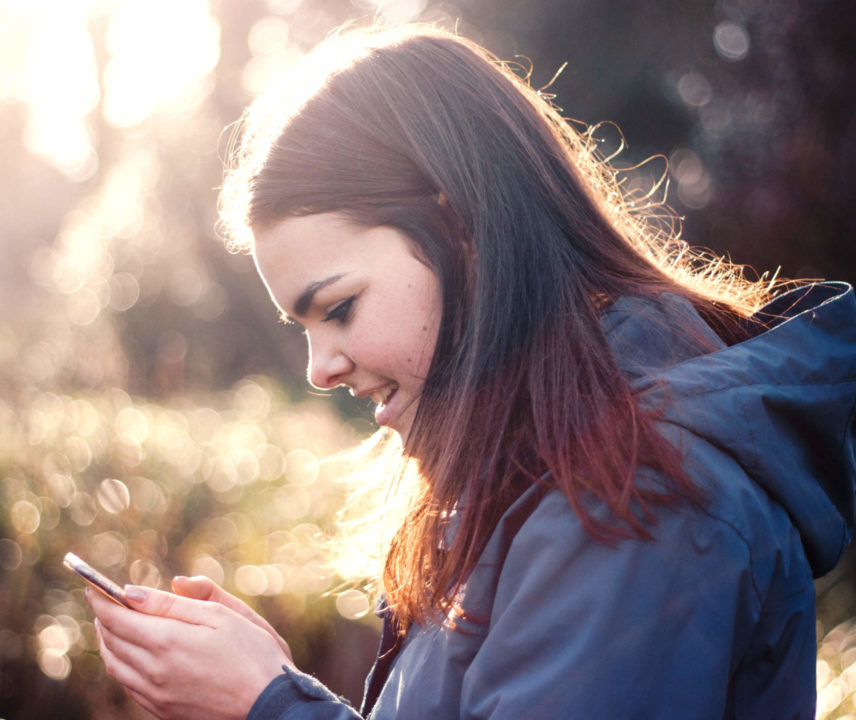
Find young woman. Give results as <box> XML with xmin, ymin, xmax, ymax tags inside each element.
<box><xmin>87</xmin><ymin>25</ymin><xmax>856</xmax><ymax>719</ymax></box>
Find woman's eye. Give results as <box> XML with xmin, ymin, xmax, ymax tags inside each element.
<box><xmin>323</xmin><ymin>297</ymin><xmax>355</xmax><ymax>324</ymax></box>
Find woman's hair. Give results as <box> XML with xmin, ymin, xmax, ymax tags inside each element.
<box><xmin>219</xmin><ymin>25</ymin><xmax>774</xmax><ymax>631</ymax></box>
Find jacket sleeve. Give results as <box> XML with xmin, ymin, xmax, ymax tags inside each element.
<box><xmin>458</xmin><ymin>489</ymin><xmax>759</xmax><ymax>719</ymax></box>
<box><xmin>247</xmin><ymin>665</ymin><xmax>364</xmax><ymax>720</ymax></box>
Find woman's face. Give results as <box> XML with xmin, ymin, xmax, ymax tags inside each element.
<box><xmin>253</xmin><ymin>212</ymin><xmax>442</xmax><ymax>440</ymax></box>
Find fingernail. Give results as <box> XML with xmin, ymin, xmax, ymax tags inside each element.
<box><xmin>124</xmin><ymin>585</ymin><xmax>147</xmax><ymax>603</ymax></box>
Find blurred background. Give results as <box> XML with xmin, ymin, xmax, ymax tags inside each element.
<box><xmin>1</xmin><ymin>0</ymin><xmax>855</xmax><ymax>717</ymax></box>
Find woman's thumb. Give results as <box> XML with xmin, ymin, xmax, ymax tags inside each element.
<box><xmin>171</xmin><ymin>575</ymin><xmax>219</xmax><ymax>601</ymax></box>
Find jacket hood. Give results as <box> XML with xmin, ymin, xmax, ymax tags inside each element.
<box><xmin>603</xmin><ymin>282</ymin><xmax>856</xmax><ymax>577</ymax></box>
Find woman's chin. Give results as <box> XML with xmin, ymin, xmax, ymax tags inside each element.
<box><xmin>375</xmin><ymin>391</ymin><xmax>420</xmax><ymax>448</ymax></box>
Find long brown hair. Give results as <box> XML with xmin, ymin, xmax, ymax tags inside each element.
<box><xmin>219</xmin><ymin>25</ymin><xmax>774</xmax><ymax>630</ymax></box>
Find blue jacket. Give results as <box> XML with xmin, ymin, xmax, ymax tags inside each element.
<box><xmin>249</xmin><ymin>282</ymin><xmax>856</xmax><ymax>719</ymax></box>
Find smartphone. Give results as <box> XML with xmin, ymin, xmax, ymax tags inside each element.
<box><xmin>63</xmin><ymin>552</ymin><xmax>133</xmax><ymax>609</ymax></box>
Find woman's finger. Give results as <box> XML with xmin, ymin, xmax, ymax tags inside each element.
<box><xmin>97</xmin><ymin>617</ymin><xmax>153</xmax><ymax>674</ymax></box>
<box><xmin>87</xmin><ymin>586</ymin><xmax>142</xmax><ymax>635</ymax></box>
<box><xmin>171</xmin><ymin>576</ymin><xmax>254</xmax><ymax>620</ymax></box>
<box><xmin>122</xmin><ymin>585</ymin><xmax>220</xmax><ymax>626</ymax></box>
<box><xmin>171</xmin><ymin>576</ymin><xmax>293</xmax><ymax>660</ymax></box>
<box><xmin>125</xmin><ymin>687</ymin><xmax>160</xmax><ymax>718</ymax></box>
<box><xmin>96</xmin><ymin>618</ymin><xmax>152</xmax><ymax>698</ymax></box>
<box><xmin>171</xmin><ymin>575</ymin><xmax>222</xmax><ymax>601</ymax></box>
<box><xmin>88</xmin><ymin>587</ymin><xmax>209</xmax><ymax>672</ymax></box>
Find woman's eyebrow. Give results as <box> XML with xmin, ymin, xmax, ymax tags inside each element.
<box><xmin>292</xmin><ymin>273</ymin><xmax>346</xmax><ymax>317</ymax></box>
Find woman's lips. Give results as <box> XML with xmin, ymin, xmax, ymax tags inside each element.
<box><xmin>374</xmin><ymin>387</ymin><xmax>398</xmax><ymax>426</ymax></box>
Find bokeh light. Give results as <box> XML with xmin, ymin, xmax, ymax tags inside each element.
<box><xmin>817</xmin><ymin>620</ymin><xmax>856</xmax><ymax>719</ymax></box>
<box><xmin>0</xmin><ymin>539</ymin><xmax>23</xmax><ymax>571</ymax></box>
<box><xmin>335</xmin><ymin>589</ymin><xmax>371</xmax><ymax>620</ymax></box>
<box><xmin>10</xmin><ymin>499</ymin><xmax>41</xmax><ymax>534</ymax></box>
<box><xmin>676</xmin><ymin>72</ymin><xmax>712</xmax><ymax>107</ymax></box>
<box><xmin>38</xmin><ymin>648</ymin><xmax>72</xmax><ymax>681</ymax></box>
<box><xmin>713</xmin><ymin>21</ymin><xmax>751</xmax><ymax>62</ymax></box>
<box><xmin>96</xmin><ymin>478</ymin><xmax>131</xmax><ymax>514</ymax></box>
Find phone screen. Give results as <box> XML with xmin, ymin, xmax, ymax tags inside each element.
<box><xmin>63</xmin><ymin>552</ymin><xmax>132</xmax><ymax>609</ymax></box>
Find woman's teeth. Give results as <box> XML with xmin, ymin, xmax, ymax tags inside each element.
<box><xmin>372</xmin><ymin>386</ymin><xmax>397</xmax><ymax>406</ymax></box>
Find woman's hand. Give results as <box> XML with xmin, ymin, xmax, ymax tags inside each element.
<box><xmin>87</xmin><ymin>583</ymin><xmax>294</xmax><ymax>720</ymax></box>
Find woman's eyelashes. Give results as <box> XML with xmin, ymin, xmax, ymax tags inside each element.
<box><xmin>323</xmin><ymin>296</ymin><xmax>355</xmax><ymax>324</ymax></box>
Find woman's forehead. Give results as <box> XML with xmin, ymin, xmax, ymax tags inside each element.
<box><xmin>253</xmin><ymin>214</ymin><xmax>434</xmax><ymax>308</ymax></box>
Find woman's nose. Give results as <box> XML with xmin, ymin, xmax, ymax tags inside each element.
<box><xmin>306</xmin><ymin>338</ymin><xmax>354</xmax><ymax>390</ymax></box>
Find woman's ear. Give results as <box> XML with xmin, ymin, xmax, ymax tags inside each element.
<box><xmin>436</xmin><ymin>191</ymin><xmax>475</xmax><ymax>259</ymax></box>
<box><xmin>464</xmin><ymin>236</ymin><xmax>477</xmax><ymax>264</ymax></box>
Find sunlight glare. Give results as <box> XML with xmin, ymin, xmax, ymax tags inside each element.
<box><xmin>8</xmin><ymin>0</ymin><xmax>100</xmax><ymax>178</ymax></box>
<box><xmin>102</xmin><ymin>0</ymin><xmax>220</xmax><ymax>127</ymax></box>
